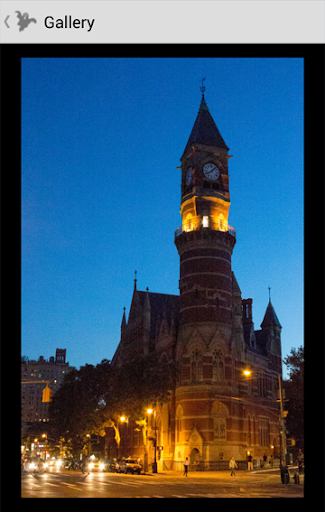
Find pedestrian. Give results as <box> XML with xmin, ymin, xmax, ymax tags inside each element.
<box><xmin>229</xmin><ymin>456</ymin><xmax>238</xmax><ymax>476</ymax></box>
<box><xmin>183</xmin><ymin>457</ymin><xmax>189</xmax><ymax>477</ymax></box>
<box><xmin>297</xmin><ymin>450</ymin><xmax>304</xmax><ymax>475</ymax></box>
<box><xmin>247</xmin><ymin>453</ymin><xmax>253</xmax><ymax>471</ymax></box>
<box><xmin>81</xmin><ymin>455</ymin><xmax>89</xmax><ymax>475</ymax></box>
<box><xmin>262</xmin><ymin>454</ymin><xmax>267</xmax><ymax>466</ymax></box>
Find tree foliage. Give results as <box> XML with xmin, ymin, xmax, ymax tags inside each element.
<box><xmin>283</xmin><ymin>346</ymin><xmax>304</xmax><ymax>449</ymax></box>
<box><xmin>48</xmin><ymin>354</ymin><xmax>177</xmax><ymax>451</ymax></box>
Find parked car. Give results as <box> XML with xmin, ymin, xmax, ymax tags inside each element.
<box><xmin>117</xmin><ymin>458</ymin><xmax>142</xmax><ymax>474</ymax></box>
<box><xmin>101</xmin><ymin>458</ymin><xmax>118</xmax><ymax>472</ymax></box>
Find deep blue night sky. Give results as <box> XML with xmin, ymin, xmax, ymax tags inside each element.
<box><xmin>22</xmin><ymin>58</ymin><xmax>303</xmax><ymax>377</ymax></box>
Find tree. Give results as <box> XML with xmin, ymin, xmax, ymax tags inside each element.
<box><xmin>48</xmin><ymin>354</ymin><xmax>177</xmax><ymax>458</ymax></box>
<box><xmin>48</xmin><ymin>360</ymin><xmax>112</xmax><ymax>449</ymax></box>
<box><xmin>283</xmin><ymin>346</ymin><xmax>304</xmax><ymax>449</ymax></box>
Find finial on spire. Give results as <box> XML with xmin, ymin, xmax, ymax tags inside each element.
<box><xmin>200</xmin><ymin>77</ymin><xmax>206</xmax><ymax>94</ymax></box>
<box><xmin>268</xmin><ymin>285</ymin><xmax>271</xmax><ymax>302</ymax></box>
<box><xmin>134</xmin><ymin>270</ymin><xmax>137</xmax><ymax>291</ymax></box>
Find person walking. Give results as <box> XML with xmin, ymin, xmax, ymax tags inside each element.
<box><xmin>229</xmin><ymin>456</ymin><xmax>238</xmax><ymax>476</ymax></box>
<box><xmin>247</xmin><ymin>453</ymin><xmax>253</xmax><ymax>471</ymax></box>
<box><xmin>183</xmin><ymin>457</ymin><xmax>189</xmax><ymax>477</ymax></box>
<box><xmin>81</xmin><ymin>455</ymin><xmax>89</xmax><ymax>476</ymax></box>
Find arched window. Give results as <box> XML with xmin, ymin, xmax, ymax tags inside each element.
<box><xmin>176</xmin><ymin>405</ymin><xmax>183</xmax><ymax>443</ymax></box>
<box><xmin>191</xmin><ymin>360</ymin><xmax>197</xmax><ymax>381</ymax></box>
<box><xmin>184</xmin><ymin>214</ymin><xmax>193</xmax><ymax>232</ymax></box>
<box><xmin>190</xmin><ymin>348</ymin><xmax>202</xmax><ymax>382</ymax></box>
<box><xmin>212</xmin><ymin>400</ymin><xmax>228</xmax><ymax>439</ymax></box>
<box><xmin>212</xmin><ymin>348</ymin><xmax>224</xmax><ymax>382</ymax></box>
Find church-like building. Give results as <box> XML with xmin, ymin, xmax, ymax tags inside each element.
<box><xmin>111</xmin><ymin>89</ymin><xmax>282</xmax><ymax>470</ymax></box>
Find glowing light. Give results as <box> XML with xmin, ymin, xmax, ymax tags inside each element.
<box><xmin>243</xmin><ymin>370</ymin><xmax>251</xmax><ymax>376</ymax></box>
<box><xmin>202</xmin><ymin>216</ymin><xmax>209</xmax><ymax>227</ymax></box>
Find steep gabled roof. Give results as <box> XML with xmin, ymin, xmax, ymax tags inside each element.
<box><xmin>260</xmin><ymin>301</ymin><xmax>282</xmax><ymax>329</ymax></box>
<box><xmin>183</xmin><ymin>94</ymin><xmax>229</xmax><ymax>155</ymax></box>
<box><xmin>137</xmin><ymin>290</ymin><xmax>180</xmax><ymax>337</ymax></box>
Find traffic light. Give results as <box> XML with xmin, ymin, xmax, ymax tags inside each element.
<box><xmin>286</xmin><ymin>438</ymin><xmax>296</xmax><ymax>446</ymax></box>
<box><xmin>42</xmin><ymin>384</ymin><xmax>52</xmax><ymax>402</ymax></box>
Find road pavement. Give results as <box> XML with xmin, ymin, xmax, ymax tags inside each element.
<box><xmin>21</xmin><ymin>467</ymin><xmax>304</xmax><ymax>498</ymax></box>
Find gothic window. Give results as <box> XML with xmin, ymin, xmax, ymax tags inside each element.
<box><xmin>191</xmin><ymin>348</ymin><xmax>202</xmax><ymax>382</ymax></box>
<box><xmin>247</xmin><ymin>414</ymin><xmax>252</xmax><ymax>445</ymax></box>
<box><xmin>212</xmin><ymin>400</ymin><xmax>228</xmax><ymax>439</ymax></box>
<box><xmin>191</xmin><ymin>361</ymin><xmax>197</xmax><ymax>381</ymax></box>
<box><xmin>258</xmin><ymin>374</ymin><xmax>267</xmax><ymax>398</ymax></box>
<box><xmin>176</xmin><ymin>405</ymin><xmax>183</xmax><ymax>443</ymax></box>
<box><xmin>212</xmin><ymin>349</ymin><xmax>224</xmax><ymax>382</ymax></box>
<box><xmin>252</xmin><ymin>415</ymin><xmax>257</xmax><ymax>445</ymax></box>
<box><xmin>259</xmin><ymin>418</ymin><xmax>270</xmax><ymax>447</ymax></box>
<box><xmin>198</xmin><ymin>360</ymin><xmax>203</xmax><ymax>382</ymax></box>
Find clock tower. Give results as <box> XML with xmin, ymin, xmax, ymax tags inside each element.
<box><xmin>174</xmin><ymin>88</ymin><xmax>245</xmax><ymax>464</ymax></box>
<box><xmin>175</xmin><ymin>89</ymin><xmax>236</xmax><ymax>335</ymax></box>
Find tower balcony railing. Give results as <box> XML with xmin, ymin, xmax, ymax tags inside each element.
<box><xmin>175</xmin><ymin>219</ymin><xmax>236</xmax><ymax>239</ymax></box>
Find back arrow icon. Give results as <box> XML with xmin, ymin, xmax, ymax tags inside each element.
<box><xmin>4</xmin><ymin>15</ymin><xmax>10</xmax><ymax>28</ymax></box>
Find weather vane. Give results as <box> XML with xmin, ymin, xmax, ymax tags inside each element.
<box><xmin>200</xmin><ymin>77</ymin><xmax>206</xmax><ymax>94</ymax></box>
<box><xmin>268</xmin><ymin>285</ymin><xmax>271</xmax><ymax>301</ymax></box>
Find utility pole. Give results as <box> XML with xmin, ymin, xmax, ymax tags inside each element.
<box><xmin>278</xmin><ymin>374</ymin><xmax>287</xmax><ymax>467</ymax></box>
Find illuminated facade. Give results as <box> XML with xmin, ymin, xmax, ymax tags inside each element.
<box><xmin>112</xmin><ymin>91</ymin><xmax>283</xmax><ymax>469</ymax></box>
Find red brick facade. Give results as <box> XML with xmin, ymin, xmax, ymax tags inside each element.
<box><xmin>111</xmin><ymin>92</ymin><xmax>282</xmax><ymax>470</ymax></box>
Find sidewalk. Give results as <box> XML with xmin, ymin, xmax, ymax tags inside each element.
<box><xmin>145</xmin><ymin>467</ymin><xmax>304</xmax><ymax>484</ymax></box>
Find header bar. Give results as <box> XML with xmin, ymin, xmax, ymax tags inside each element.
<box><xmin>1</xmin><ymin>1</ymin><xmax>324</xmax><ymax>44</ymax></box>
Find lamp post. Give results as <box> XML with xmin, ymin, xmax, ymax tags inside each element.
<box><xmin>147</xmin><ymin>408</ymin><xmax>158</xmax><ymax>473</ymax></box>
<box><xmin>243</xmin><ymin>369</ymin><xmax>288</xmax><ymax>473</ymax></box>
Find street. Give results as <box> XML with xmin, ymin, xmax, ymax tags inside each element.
<box><xmin>21</xmin><ymin>467</ymin><xmax>304</xmax><ymax>498</ymax></box>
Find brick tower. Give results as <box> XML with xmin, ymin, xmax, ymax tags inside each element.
<box><xmin>112</xmin><ymin>87</ymin><xmax>282</xmax><ymax>469</ymax></box>
<box><xmin>174</xmin><ymin>88</ymin><xmax>249</xmax><ymax>465</ymax></box>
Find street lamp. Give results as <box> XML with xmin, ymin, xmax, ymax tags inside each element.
<box><xmin>147</xmin><ymin>408</ymin><xmax>157</xmax><ymax>473</ymax></box>
<box><xmin>243</xmin><ymin>369</ymin><xmax>288</xmax><ymax>472</ymax></box>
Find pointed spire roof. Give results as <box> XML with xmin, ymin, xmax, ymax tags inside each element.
<box><xmin>261</xmin><ymin>300</ymin><xmax>282</xmax><ymax>329</ymax></box>
<box><xmin>121</xmin><ymin>307</ymin><xmax>127</xmax><ymax>328</ymax></box>
<box><xmin>183</xmin><ymin>93</ymin><xmax>229</xmax><ymax>155</ymax></box>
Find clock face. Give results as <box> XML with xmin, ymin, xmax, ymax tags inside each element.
<box><xmin>185</xmin><ymin>167</ymin><xmax>193</xmax><ymax>185</ymax></box>
<box><xmin>203</xmin><ymin>163</ymin><xmax>220</xmax><ymax>181</ymax></box>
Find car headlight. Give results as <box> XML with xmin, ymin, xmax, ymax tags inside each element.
<box><xmin>99</xmin><ymin>463</ymin><xmax>104</xmax><ymax>471</ymax></box>
<box><xmin>43</xmin><ymin>462</ymin><xmax>48</xmax><ymax>468</ymax></box>
<box><xmin>88</xmin><ymin>462</ymin><xmax>94</xmax><ymax>470</ymax></box>
<box><xmin>29</xmin><ymin>463</ymin><xmax>36</xmax><ymax>470</ymax></box>
<box><xmin>56</xmin><ymin>460</ymin><xmax>62</xmax><ymax>467</ymax></box>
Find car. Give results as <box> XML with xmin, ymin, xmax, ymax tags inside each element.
<box><xmin>87</xmin><ymin>458</ymin><xmax>105</xmax><ymax>472</ymax></box>
<box><xmin>101</xmin><ymin>458</ymin><xmax>118</xmax><ymax>472</ymax></box>
<box><xmin>24</xmin><ymin>457</ymin><xmax>48</xmax><ymax>473</ymax></box>
<box><xmin>117</xmin><ymin>458</ymin><xmax>142</xmax><ymax>475</ymax></box>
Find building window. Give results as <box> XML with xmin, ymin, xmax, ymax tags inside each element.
<box><xmin>258</xmin><ymin>374</ymin><xmax>266</xmax><ymax>398</ymax></box>
<box><xmin>191</xmin><ymin>349</ymin><xmax>202</xmax><ymax>382</ymax></box>
<box><xmin>259</xmin><ymin>418</ymin><xmax>270</xmax><ymax>447</ymax></box>
<box><xmin>202</xmin><ymin>216</ymin><xmax>209</xmax><ymax>228</ymax></box>
<box><xmin>176</xmin><ymin>406</ymin><xmax>183</xmax><ymax>443</ymax></box>
<box><xmin>214</xmin><ymin>419</ymin><xmax>226</xmax><ymax>438</ymax></box>
<box><xmin>212</xmin><ymin>349</ymin><xmax>224</xmax><ymax>382</ymax></box>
